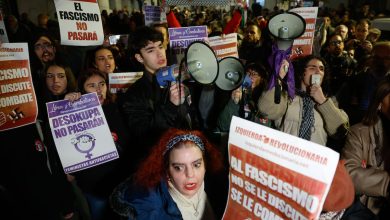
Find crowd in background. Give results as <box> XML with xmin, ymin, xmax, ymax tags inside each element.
<box><xmin>1</xmin><ymin>1</ymin><xmax>390</xmax><ymax>220</ymax></box>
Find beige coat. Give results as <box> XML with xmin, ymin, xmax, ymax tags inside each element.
<box><xmin>258</xmin><ymin>88</ymin><xmax>349</xmax><ymax>146</ymax></box>
<box><xmin>342</xmin><ymin>119</ymin><xmax>390</xmax><ymax>214</ymax></box>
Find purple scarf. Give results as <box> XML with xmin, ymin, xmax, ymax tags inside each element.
<box><xmin>267</xmin><ymin>44</ymin><xmax>295</xmax><ymax>99</ymax></box>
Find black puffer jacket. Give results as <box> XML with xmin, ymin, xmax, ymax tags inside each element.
<box><xmin>119</xmin><ymin>71</ymin><xmax>199</xmax><ymax>167</ymax></box>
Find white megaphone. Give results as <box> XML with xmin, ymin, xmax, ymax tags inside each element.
<box><xmin>156</xmin><ymin>41</ymin><xmax>219</xmax><ymax>88</ymax></box>
<box><xmin>267</xmin><ymin>12</ymin><xmax>306</xmax><ymax>104</ymax></box>
<box><xmin>215</xmin><ymin>57</ymin><xmax>245</xmax><ymax>91</ymax></box>
<box><xmin>267</xmin><ymin>11</ymin><xmax>306</xmax><ymax>50</ymax></box>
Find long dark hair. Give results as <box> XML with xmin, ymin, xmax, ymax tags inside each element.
<box><xmin>84</xmin><ymin>45</ymin><xmax>117</xmax><ymax>71</ymax></box>
<box><xmin>245</xmin><ymin>62</ymin><xmax>269</xmax><ymax>101</ymax></box>
<box><xmin>43</xmin><ymin>59</ymin><xmax>77</xmax><ymax>99</ymax></box>
<box><xmin>77</xmin><ymin>68</ymin><xmax>116</xmax><ymax>104</ymax></box>
<box><xmin>292</xmin><ymin>55</ymin><xmax>331</xmax><ymax>95</ymax></box>
<box><xmin>362</xmin><ymin>76</ymin><xmax>390</xmax><ymax>126</ymax></box>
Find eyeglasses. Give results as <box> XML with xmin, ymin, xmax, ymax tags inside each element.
<box><xmin>34</xmin><ymin>42</ymin><xmax>54</xmax><ymax>51</ymax></box>
<box><xmin>329</xmin><ymin>40</ymin><xmax>343</xmax><ymax>46</ymax></box>
<box><xmin>247</xmin><ymin>70</ymin><xmax>260</xmax><ymax>77</ymax></box>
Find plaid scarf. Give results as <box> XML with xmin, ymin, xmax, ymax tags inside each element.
<box><xmin>297</xmin><ymin>90</ymin><xmax>315</xmax><ymax>140</ymax></box>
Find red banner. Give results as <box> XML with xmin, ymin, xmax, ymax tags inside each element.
<box><xmin>0</xmin><ymin>43</ymin><xmax>38</xmax><ymax>131</ymax></box>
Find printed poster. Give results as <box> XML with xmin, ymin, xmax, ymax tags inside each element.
<box><xmin>0</xmin><ymin>43</ymin><xmax>37</xmax><ymax>131</ymax></box>
<box><xmin>108</xmin><ymin>72</ymin><xmax>143</xmax><ymax>94</ymax></box>
<box><xmin>223</xmin><ymin>116</ymin><xmax>339</xmax><ymax>220</ymax></box>
<box><xmin>289</xmin><ymin>7</ymin><xmax>318</xmax><ymax>60</ymax></box>
<box><xmin>209</xmin><ymin>33</ymin><xmax>238</xmax><ymax>59</ymax></box>
<box><xmin>54</xmin><ymin>0</ymin><xmax>104</xmax><ymax>46</ymax></box>
<box><xmin>0</xmin><ymin>10</ymin><xmax>9</xmax><ymax>43</ymax></box>
<box><xmin>46</xmin><ymin>93</ymin><xmax>118</xmax><ymax>173</ymax></box>
<box><xmin>168</xmin><ymin>26</ymin><xmax>208</xmax><ymax>64</ymax></box>
<box><xmin>144</xmin><ymin>5</ymin><xmax>167</xmax><ymax>26</ymax></box>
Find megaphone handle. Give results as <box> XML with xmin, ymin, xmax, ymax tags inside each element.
<box><xmin>274</xmin><ymin>81</ymin><xmax>281</xmax><ymax>104</ymax></box>
<box><xmin>239</xmin><ymin>87</ymin><xmax>246</xmax><ymax>118</ymax></box>
<box><xmin>163</xmin><ymin>81</ymin><xmax>171</xmax><ymax>104</ymax></box>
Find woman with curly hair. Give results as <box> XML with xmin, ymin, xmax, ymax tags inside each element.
<box><xmin>110</xmin><ymin>128</ymin><xmax>224</xmax><ymax>220</ymax></box>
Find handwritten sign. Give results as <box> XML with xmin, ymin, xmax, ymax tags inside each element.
<box><xmin>46</xmin><ymin>93</ymin><xmax>118</xmax><ymax>173</ymax></box>
<box><xmin>54</xmin><ymin>0</ymin><xmax>104</xmax><ymax>46</ymax></box>
<box><xmin>223</xmin><ymin>116</ymin><xmax>339</xmax><ymax>219</ymax></box>
<box><xmin>0</xmin><ymin>43</ymin><xmax>37</xmax><ymax>131</ymax></box>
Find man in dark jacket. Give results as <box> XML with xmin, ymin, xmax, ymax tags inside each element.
<box><xmin>120</xmin><ymin>27</ymin><xmax>198</xmax><ymax>170</ymax></box>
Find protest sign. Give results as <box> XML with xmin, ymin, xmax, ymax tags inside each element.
<box><xmin>0</xmin><ymin>43</ymin><xmax>37</xmax><ymax>131</ymax></box>
<box><xmin>0</xmin><ymin>10</ymin><xmax>9</xmax><ymax>43</ymax></box>
<box><xmin>209</xmin><ymin>33</ymin><xmax>238</xmax><ymax>59</ymax></box>
<box><xmin>168</xmin><ymin>26</ymin><xmax>208</xmax><ymax>64</ymax></box>
<box><xmin>166</xmin><ymin>0</ymin><xmax>230</xmax><ymax>6</ymax></box>
<box><xmin>289</xmin><ymin>7</ymin><xmax>318</xmax><ymax>60</ymax></box>
<box><xmin>108</xmin><ymin>72</ymin><xmax>143</xmax><ymax>94</ymax></box>
<box><xmin>46</xmin><ymin>92</ymin><xmax>118</xmax><ymax>173</ymax></box>
<box><xmin>54</xmin><ymin>0</ymin><xmax>104</xmax><ymax>46</ymax></box>
<box><xmin>223</xmin><ymin>116</ymin><xmax>339</xmax><ymax>220</ymax></box>
<box><xmin>144</xmin><ymin>5</ymin><xmax>166</xmax><ymax>26</ymax></box>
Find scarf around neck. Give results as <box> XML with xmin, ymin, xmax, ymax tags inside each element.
<box><xmin>296</xmin><ymin>90</ymin><xmax>315</xmax><ymax>140</ymax></box>
<box><xmin>168</xmin><ymin>181</ymin><xmax>207</xmax><ymax>220</ymax></box>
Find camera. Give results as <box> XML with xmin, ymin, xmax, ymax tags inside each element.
<box><xmin>311</xmin><ymin>74</ymin><xmax>321</xmax><ymax>85</ymax></box>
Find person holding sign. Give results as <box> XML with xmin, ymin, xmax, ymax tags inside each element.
<box><xmin>0</xmin><ymin>42</ymin><xmax>76</xmax><ymax>220</ymax></box>
<box><xmin>119</xmin><ymin>26</ymin><xmax>199</xmax><ymax>170</ymax></box>
<box><xmin>110</xmin><ymin>128</ymin><xmax>224</xmax><ymax>220</ymax></box>
<box><xmin>67</xmin><ymin>68</ymin><xmax>130</xmax><ymax>220</ymax></box>
<box><xmin>258</xmin><ymin>55</ymin><xmax>349</xmax><ymax>149</ymax></box>
<box><xmin>39</xmin><ymin>60</ymin><xmax>78</xmax><ymax>119</ymax></box>
<box><xmin>342</xmin><ymin>76</ymin><xmax>390</xmax><ymax>219</ymax></box>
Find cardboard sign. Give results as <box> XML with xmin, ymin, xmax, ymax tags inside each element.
<box><xmin>0</xmin><ymin>43</ymin><xmax>37</xmax><ymax>131</ymax></box>
<box><xmin>209</xmin><ymin>33</ymin><xmax>238</xmax><ymax>59</ymax></box>
<box><xmin>290</xmin><ymin>7</ymin><xmax>318</xmax><ymax>60</ymax></box>
<box><xmin>168</xmin><ymin>26</ymin><xmax>208</xmax><ymax>64</ymax></box>
<box><xmin>108</xmin><ymin>72</ymin><xmax>143</xmax><ymax>94</ymax></box>
<box><xmin>0</xmin><ymin>11</ymin><xmax>9</xmax><ymax>43</ymax></box>
<box><xmin>223</xmin><ymin>116</ymin><xmax>339</xmax><ymax>220</ymax></box>
<box><xmin>46</xmin><ymin>93</ymin><xmax>118</xmax><ymax>173</ymax></box>
<box><xmin>54</xmin><ymin>0</ymin><xmax>104</xmax><ymax>46</ymax></box>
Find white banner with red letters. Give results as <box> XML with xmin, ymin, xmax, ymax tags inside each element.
<box><xmin>0</xmin><ymin>43</ymin><xmax>37</xmax><ymax>131</ymax></box>
<box><xmin>223</xmin><ymin>116</ymin><xmax>339</xmax><ymax>220</ymax></box>
<box><xmin>209</xmin><ymin>33</ymin><xmax>238</xmax><ymax>60</ymax></box>
<box><xmin>290</xmin><ymin>7</ymin><xmax>318</xmax><ymax>60</ymax></box>
<box><xmin>54</xmin><ymin>0</ymin><xmax>104</xmax><ymax>46</ymax></box>
<box><xmin>108</xmin><ymin>72</ymin><xmax>143</xmax><ymax>94</ymax></box>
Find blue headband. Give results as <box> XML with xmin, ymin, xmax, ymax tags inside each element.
<box><xmin>164</xmin><ymin>134</ymin><xmax>205</xmax><ymax>155</ymax></box>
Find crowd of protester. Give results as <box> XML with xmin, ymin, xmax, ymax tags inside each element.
<box><xmin>1</xmin><ymin>1</ymin><xmax>390</xmax><ymax>220</ymax></box>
